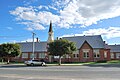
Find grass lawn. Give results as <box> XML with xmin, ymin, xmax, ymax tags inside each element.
<box><xmin>107</xmin><ymin>60</ymin><xmax>120</xmax><ymax>64</ymax></box>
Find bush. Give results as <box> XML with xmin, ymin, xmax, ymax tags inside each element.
<box><xmin>96</xmin><ymin>60</ymin><xmax>107</xmax><ymax>63</ymax></box>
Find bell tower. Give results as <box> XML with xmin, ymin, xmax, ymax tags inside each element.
<box><xmin>47</xmin><ymin>21</ymin><xmax>54</xmax><ymax>43</ymax></box>
<box><xmin>47</xmin><ymin>21</ymin><xmax>54</xmax><ymax>62</ymax></box>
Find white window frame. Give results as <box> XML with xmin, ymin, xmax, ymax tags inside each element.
<box><xmin>22</xmin><ymin>53</ymin><xmax>28</xmax><ymax>58</ymax></box>
<box><xmin>73</xmin><ymin>50</ymin><xmax>79</xmax><ymax>58</ymax></box>
<box><xmin>116</xmin><ymin>53</ymin><xmax>120</xmax><ymax>59</ymax></box>
<box><xmin>39</xmin><ymin>53</ymin><xmax>45</xmax><ymax>58</ymax></box>
<box><xmin>73</xmin><ymin>54</ymin><xmax>79</xmax><ymax>58</ymax></box>
<box><xmin>104</xmin><ymin>51</ymin><xmax>107</xmax><ymax>58</ymax></box>
<box><xmin>83</xmin><ymin>49</ymin><xmax>89</xmax><ymax>58</ymax></box>
<box><xmin>83</xmin><ymin>52</ymin><xmax>89</xmax><ymax>58</ymax></box>
<box><xmin>30</xmin><ymin>53</ymin><xmax>37</xmax><ymax>59</ymax></box>
<box><xmin>66</xmin><ymin>54</ymin><xmax>69</xmax><ymax>58</ymax></box>
<box><xmin>93</xmin><ymin>49</ymin><xmax>100</xmax><ymax>58</ymax></box>
<box><xmin>111</xmin><ymin>53</ymin><xmax>114</xmax><ymax>59</ymax></box>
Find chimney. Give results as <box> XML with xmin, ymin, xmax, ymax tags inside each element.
<box><xmin>57</xmin><ymin>37</ymin><xmax>59</xmax><ymax>40</ymax></box>
<box><xmin>104</xmin><ymin>41</ymin><xmax>105</xmax><ymax>44</ymax></box>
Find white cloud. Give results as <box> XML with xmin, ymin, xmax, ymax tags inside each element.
<box><xmin>57</xmin><ymin>0</ymin><xmax>120</xmax><ymax>27</ymax></box>
<box><xmin>10</xmin><ymin>0</ymin><xmax>120</xmax><ymax>30</ymax></box>
<box><xmin>23</xmin><ymin>0</ymin><xmax>38</xmax><ymax>6</ymax></box>
<box><xmin>10</xmin><ymin>6</ymin><xmax>36</xmax><ymax>21</ymax></box>
<box><xmin>7</xmin><ymin>27</ymin><xmax>13</xmax><ymax>30</ymax></box>
<box><xmin>10</xmin><ymin>6</ymin><xmax>60</xmax><ymax>30</ymax></box>
<box><xmin>21</xmin><ymin>38</ymin><xmax>33</xmax><ymax>42</ymax></box>
<box><xmin>48</xmin><ymin>5</ymin><xmax>58</xmax><ymax>11</ymax></box>
<box><xmin>37</xmin><ymin>11</ymin><xmax>60</xmax><ymax>25</ymax></box>
<box><xmin>20</xmin><ymin>22</ymin><xmax>45</xmax><ymax>31</ymax></box>
<box><xmin>21</xmin><ymin>38</ymin><xmax>39</xmax><ymax>42</ymax></box>
<box><xmin>82</xmin><ymin>27</ymin><xmax>120</xmax><ymax>39</ymax></box>
<box><xmin>61</xmin><ymin>27</ymin><xmax>120</xmax><ymax>39</ymax></box>
<box><xmin>38</xmin><ymin>6</ymin><xmax>49</xmax><ymax>10</ymax></box>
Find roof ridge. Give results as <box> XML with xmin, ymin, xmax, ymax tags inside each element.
<box><xmin>17</xmin><ymin>41</ymin><xmax>47</xmax><ymax>44</ymax></box>
<box><xmin>63</xmin><ymin>35</ymin><xmax>101</xmax><ymax>38</ymax></box>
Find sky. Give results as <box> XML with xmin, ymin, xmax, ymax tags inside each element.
<box><xmin>1</xmin><ymin>0</ymin><xmax>120</xmax><ymax>45</ymax></box>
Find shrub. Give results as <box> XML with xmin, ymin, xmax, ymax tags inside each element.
<box><xmin>96</xmin><ymin>60</ymin><xmax>107</xmax><ymax>63</ymax></box>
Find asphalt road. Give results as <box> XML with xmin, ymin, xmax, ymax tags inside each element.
<box><xmin>0</xmin><ymin>64</ymin><xmax>120</xmax><ymax>80</ymax></box>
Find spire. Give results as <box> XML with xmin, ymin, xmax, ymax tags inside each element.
<box><xmin>49</xmin><ymin>21</ymin><xmax>53</xmax><ymax>32</ymax></box>
<box><xmin>47</xmin><ymin>20</ymin><xmax>54</xmax><ymax>43</ymax></box>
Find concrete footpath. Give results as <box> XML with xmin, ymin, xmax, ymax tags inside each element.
<box><xmin>0</xmin><ymin>63</ymin><xmax>120</xmax><ymax>67</ymax></box>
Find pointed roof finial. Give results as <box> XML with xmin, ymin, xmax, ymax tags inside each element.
<box><xmin>49</xmin><ymin>20</ymin><xmax>53</xmax><ymax>32</ymax></box>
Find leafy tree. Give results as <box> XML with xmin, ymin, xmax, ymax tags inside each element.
<box><xmin>0</xmin><ymin>43</ymin><xmax>21</xmax><ymax>63</ymax></box>
<box><xmin>47</xmin><ymin>39</ymin><xmax>77</xmax><ymax>65</ymax></box>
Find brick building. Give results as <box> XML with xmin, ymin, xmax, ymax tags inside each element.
<box><xmin>16</xmin><ymin>42</ymin><xmax>48</xmax><ymax>62</ymax></box>
<box><xmin>109</xmin><ymin>45</ymin><xmax>120</xmax><ymax>60</ymax></box>
<box><xmin>14</xmin><ymin>21</ymin><xmax>118</xmax><ymax>62</ymax></box>
<box><xmin>62</xmin><ymin>35</ymin><xmax>111</xmax><ymax>62</ymax></box>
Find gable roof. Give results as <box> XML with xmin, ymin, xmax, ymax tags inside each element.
<box><xmin>18</xmin><ymin>42</ymin><xmax>47</xmax><ymax>52</ymax></box>
<box><xmin>109</xmin><ymin>45</ymin><xmax>120</xmax><ymax>52</ymax></box>
<box><xmin>80</xmin><ymin>40</ymin><xmax>93</xmax><ymax>49</ymax></box>
<box><xmin>63</xmin><ymin>35</ymin><xmax>105</xmax><ymax>49</ymax></box>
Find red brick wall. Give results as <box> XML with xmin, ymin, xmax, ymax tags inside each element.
<box><xmin>12</xmin><ymin>43</ymin><xmax>111</xmax><ymax>63</ymax></box>
<box><xmin>79</xmin><ymin>42</ymin><xmax>111</xmax><ymax>62</ymax></box>
<box><xmin>105</xmin><ymin>49</ymin><xmax>111</xmax><ymax>61</ymax></box>
<box><xmin>99</xmin><ymin>49</ymin><xmax>104</xmax><ymax>60</ymax></box>
<box><xmin>13</xmin><ymin>52</ymin><xmax>49</xmax><ymax>62</ymax></box>
<box><xmin>79</xmin><ymin>42</ymin><xmax>93</xmax><ymax>62</ymax></box>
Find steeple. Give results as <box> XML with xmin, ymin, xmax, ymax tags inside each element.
<box><xmin>49</xmin><ymin>21</ymin><xmax>53</xmax><ymax>32</ymax></box>
<box><xmin>47</xmin><ymin>21</ymin><xmax>54</xmax><ymax>43</ymax></box>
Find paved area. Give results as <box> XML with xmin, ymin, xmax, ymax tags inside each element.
<box><xmin>0</xmin><ymin>64</ymin><xmax>120</xmax><ymax>80</ymax></box>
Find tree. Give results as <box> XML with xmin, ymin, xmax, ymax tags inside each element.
<box><xmin>0</xmin><ymin>43</ymin><xmax>21</xmax><ymax>63</ymax></box>
<box><xmin>47</xmin><ymin>39</ymin><xmax>77</xmax><ymax>65</ymax></box>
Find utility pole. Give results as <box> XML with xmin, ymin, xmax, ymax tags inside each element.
<box><xmin>32</xmin><ymin>32</ymin><xmax>36</xmax><ymax>60</ymax></box>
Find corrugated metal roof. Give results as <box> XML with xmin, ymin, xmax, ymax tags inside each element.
<box><xmin>18</xmin><ymin>42</ymin><xmax>47</xmax><ymax>52</ymax></box>
<box><xmin>63</xmin><ymin>35</ymin><xmax>105</xmax><ymax>49</ymax></box>
<box><xmin>109</xmin><ymin>45</ymin><xmax>120</xmax><ymax>52</ymax></box>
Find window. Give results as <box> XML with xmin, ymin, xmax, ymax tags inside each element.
<box><xmin>111</xmin><ymin>53</ymin><xmax>114</xmax><ymax>59</ymax></box>
<box><xmin>104</xmin><ymin>51</ymin><xmax>107</xmax><ymax>58</ymax></box>
<box><xmin>22</xmin><ymin>53</ymin><xmax>28</xmax><ymax>58</ymax></box>
<box><xmin>65</xmin><ymin>54</ymin><xmax>69</xmax><ymax>58</ymax></box>
<box><xmin>116</xmin><ymin>53</ymin><xmax>120</xmax><ymax>59</ymax></box>
<box><xmin>73</xmin><ymin>50</ymin><xmax>79</xmax><ymax>58</ymax></box>
<box><xmin>83</xmin><ymin>52</ymin><xmax>89</xmax><ymax>58</ymax></box>
<box><xmin>32</xmin><ymin>60</ymin><xmax>39</xmax><ymax>62</ymax></box>
<box><xmin>54</xmin><ymin>56</ymin><xmax>59</xmax><ymax>58</ymax></box>
<box><xmin>39</xmin><ymin>53</ymin><xmax>45</xmax><ymax>58</ymax></box>
<box><xmin>83</xmin><ymin>49</ymin><xmax>89</xmax><ymax>58</ymax></box>
<box><xmin>73</xmin><ymin>54</ymin><xmax>79</xmax><ymax>58</ymax></box>
<box><xmin>94</xmin><ymin>50</ymin><xmax>100</xmax><ymax>58</ymax></box>
<box><xmin>30</xmin><ymin>53</ymin><xmax>37</xmax><ymax>58</ymax></box>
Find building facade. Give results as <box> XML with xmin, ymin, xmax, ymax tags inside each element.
<box><xmin>109</xmin><ymin>45</ymin><xmax>120</xmax><ymax>60</ymax></box>
<box><xmin>15</xmin><ymin>42</ymin><xmax>48</xmax><ymax>62</ymax></box>
<box><xmin>61</xmin><ymin>35</ymin><xmax>111</xmax><ymax>62</ymax></box>
<box><xmin>14</xmin><ymin>22</ymin><xmax>120</xmax><ymax>62</ymax></box>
